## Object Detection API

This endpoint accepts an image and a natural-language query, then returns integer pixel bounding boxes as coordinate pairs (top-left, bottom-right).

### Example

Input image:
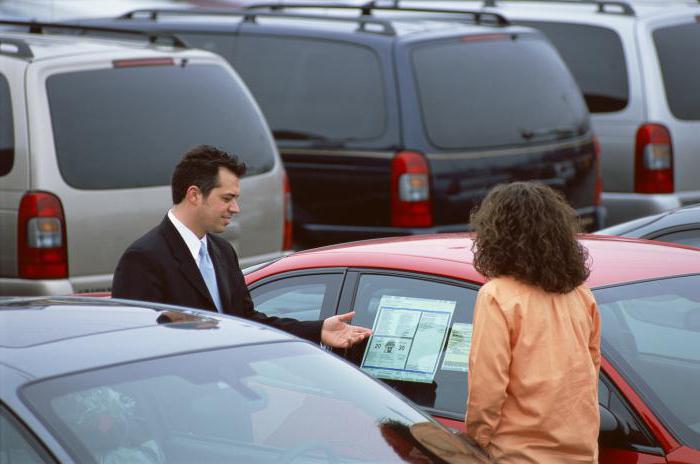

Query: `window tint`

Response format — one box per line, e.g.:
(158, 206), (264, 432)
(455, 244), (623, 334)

(232, 36), (386, 141)
(595, 274), (700, 449)
(345, 273), (478, 418)
(654, 22), (700, 120)
(47, 64), (275, 190)
(250, 273), (343, 321)
(22, 343), (471, 463)
(0, 404), (53, 463)
(0, 74), (13, 176)
(516, 21), (628, 113)
(180, 33), (233, 60)
(651, 228), (700, 248)
(412, 35), (589, 150)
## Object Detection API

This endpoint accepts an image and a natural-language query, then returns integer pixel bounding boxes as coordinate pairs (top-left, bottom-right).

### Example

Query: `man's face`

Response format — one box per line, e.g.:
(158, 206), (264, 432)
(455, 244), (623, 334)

(196, 167), (241, 235)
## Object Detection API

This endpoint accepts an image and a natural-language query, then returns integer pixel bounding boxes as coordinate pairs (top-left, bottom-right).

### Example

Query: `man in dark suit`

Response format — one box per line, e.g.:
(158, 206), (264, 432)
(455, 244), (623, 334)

(112, 145), (371, 347)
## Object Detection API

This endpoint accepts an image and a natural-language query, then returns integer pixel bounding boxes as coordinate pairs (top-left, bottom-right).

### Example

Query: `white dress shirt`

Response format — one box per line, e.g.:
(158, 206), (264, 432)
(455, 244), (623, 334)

(167, 209), (207, 266)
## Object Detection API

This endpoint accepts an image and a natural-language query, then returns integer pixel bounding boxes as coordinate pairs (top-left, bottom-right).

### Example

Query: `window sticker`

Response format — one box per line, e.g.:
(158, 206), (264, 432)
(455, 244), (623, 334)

(441, 323), (472, 372)
(360, 295), (455, 383)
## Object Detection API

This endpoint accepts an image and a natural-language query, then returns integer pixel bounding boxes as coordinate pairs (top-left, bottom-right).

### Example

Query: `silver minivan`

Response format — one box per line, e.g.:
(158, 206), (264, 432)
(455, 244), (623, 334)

(403, 0), (700, 226)
(0, 25), (290, 296)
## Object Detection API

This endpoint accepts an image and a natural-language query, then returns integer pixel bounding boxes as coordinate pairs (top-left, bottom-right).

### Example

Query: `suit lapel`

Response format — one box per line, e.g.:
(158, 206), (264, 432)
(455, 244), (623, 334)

(159, 216), (215, 307)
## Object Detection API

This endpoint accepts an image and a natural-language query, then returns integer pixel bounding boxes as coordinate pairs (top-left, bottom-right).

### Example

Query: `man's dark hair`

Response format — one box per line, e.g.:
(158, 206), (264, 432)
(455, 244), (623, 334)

(171, 145), (247, 204)
(470, 181), (590, 294)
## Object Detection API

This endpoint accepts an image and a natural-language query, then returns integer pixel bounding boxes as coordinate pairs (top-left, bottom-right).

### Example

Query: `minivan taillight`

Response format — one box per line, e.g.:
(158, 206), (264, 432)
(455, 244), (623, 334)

(282, 171), (293, 251)
(17, 192), (68, 279)
(634, 123), (673, 194)
(391, 151), (432, 228)
(593, 136), (603, 206)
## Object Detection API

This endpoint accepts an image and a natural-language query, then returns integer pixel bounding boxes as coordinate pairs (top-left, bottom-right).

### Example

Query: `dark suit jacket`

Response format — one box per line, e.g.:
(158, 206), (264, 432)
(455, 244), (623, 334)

(112, 216), (322, 343)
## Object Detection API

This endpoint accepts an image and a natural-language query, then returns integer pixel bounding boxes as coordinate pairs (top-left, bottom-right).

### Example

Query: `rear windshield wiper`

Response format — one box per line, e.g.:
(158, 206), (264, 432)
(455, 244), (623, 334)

(271, 129), (347, 148)
(520, 126), (582, 141)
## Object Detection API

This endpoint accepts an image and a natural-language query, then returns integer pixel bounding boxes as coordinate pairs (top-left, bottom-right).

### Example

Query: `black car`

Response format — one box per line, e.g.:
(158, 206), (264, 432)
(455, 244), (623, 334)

(597, 203), (700, 248)
(79, 5), (604, 247)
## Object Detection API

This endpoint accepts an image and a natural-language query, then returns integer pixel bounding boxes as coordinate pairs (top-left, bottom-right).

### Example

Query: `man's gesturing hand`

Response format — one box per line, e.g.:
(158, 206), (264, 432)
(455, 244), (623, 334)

(321, 311), (372, 348)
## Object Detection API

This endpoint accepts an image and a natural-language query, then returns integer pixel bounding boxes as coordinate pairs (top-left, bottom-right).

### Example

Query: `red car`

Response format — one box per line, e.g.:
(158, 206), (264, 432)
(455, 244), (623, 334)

(245, 234), (700, 463)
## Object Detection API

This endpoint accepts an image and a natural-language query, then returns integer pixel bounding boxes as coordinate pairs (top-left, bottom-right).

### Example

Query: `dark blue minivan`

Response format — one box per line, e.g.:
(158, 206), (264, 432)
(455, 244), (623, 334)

(80, 5), (605, 247)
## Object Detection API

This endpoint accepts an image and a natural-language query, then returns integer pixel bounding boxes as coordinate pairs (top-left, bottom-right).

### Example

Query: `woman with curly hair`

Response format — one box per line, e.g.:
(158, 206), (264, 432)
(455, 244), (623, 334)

(465, 182), (601, 464)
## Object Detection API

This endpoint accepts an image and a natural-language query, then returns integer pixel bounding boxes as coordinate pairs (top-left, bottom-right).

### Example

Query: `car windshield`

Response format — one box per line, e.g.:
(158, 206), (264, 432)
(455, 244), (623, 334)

(21, 341), (487, 463)
(594, 274), (700, 449)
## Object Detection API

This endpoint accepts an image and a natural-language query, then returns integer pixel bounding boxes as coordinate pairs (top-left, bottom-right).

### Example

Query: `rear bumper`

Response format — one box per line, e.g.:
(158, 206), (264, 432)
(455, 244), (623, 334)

(577, 206), (606, 232)
(0, 277), (75, 296)
(296, 223), (470, 248)
(1, 249), (289, 296)
(602, 192), (684, 226)
(296, 205), (605, 247)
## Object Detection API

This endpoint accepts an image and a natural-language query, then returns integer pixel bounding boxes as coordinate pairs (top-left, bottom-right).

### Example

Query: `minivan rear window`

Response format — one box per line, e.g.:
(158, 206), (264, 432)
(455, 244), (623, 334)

(47, 64), (275, 190)
(0, 74), (13, 177)
(412, 34), (589, 150)
(653, 22), (700, 121)
(516, 21), (628, 114)
(232, 36), (386, 142)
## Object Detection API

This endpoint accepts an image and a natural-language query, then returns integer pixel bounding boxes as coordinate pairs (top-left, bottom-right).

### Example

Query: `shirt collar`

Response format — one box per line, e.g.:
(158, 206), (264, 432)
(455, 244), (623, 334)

(168, 209), (207, 264)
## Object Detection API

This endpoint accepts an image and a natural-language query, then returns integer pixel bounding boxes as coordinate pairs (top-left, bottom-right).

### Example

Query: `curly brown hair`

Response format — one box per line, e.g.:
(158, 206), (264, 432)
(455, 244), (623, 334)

(471, 182), (590, 294)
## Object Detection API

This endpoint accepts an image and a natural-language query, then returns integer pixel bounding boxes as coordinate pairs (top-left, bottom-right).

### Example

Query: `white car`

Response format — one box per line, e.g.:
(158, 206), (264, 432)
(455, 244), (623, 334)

(0, 22), (291, 296)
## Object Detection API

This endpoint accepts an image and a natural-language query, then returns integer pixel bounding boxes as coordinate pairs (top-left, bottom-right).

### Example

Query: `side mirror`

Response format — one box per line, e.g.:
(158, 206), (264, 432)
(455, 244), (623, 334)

(599, 404), (631, 447)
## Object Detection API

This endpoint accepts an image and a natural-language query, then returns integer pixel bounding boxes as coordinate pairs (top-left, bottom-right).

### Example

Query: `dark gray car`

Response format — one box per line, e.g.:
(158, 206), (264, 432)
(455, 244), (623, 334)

(597, 204), (700, 248)
(0, 297), (491, 463)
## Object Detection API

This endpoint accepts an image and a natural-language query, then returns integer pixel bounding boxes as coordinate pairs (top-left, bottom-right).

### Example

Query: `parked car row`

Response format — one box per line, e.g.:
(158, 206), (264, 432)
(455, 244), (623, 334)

(7, 0), (695, 297)
(77, 3), (604, 248)
(244, 233), (700, 463)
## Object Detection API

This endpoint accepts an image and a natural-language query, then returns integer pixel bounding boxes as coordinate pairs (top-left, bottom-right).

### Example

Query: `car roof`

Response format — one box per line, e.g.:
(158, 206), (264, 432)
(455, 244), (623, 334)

(248, 234), (700, 288)
(397, 0), (700, 23)
(0, 29), (190, 62)
(597, 203), (700, 238)
(0, 297), (295, 379)
(82, 6), (531, 41)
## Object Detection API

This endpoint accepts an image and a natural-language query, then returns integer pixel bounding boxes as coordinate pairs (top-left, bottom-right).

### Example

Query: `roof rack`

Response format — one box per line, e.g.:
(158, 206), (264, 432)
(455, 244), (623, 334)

(0, 36), (33, 58)
(482, 0), (635, 16)
(121, 7), (399, 35)
(120, 4), (509, 29)
(0, 19), (189, 48)
(246, 2), (510, 26)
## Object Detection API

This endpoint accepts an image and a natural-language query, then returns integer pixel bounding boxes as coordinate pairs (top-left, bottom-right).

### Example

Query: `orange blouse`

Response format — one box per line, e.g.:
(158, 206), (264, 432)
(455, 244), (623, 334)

(466, 276), (601, 464)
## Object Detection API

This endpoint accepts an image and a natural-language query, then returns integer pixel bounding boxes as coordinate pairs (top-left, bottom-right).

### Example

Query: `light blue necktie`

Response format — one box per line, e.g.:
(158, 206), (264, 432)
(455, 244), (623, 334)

(198, 240), (222, 313)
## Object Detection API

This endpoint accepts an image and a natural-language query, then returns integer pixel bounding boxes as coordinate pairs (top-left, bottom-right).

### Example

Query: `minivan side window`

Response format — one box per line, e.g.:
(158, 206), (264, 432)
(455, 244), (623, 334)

(0, 74), (13, 177)
(179, 34), (233, 60)
(345, 273), (478, 418)
(46, 64), (275, 190)
(516, 21), (629, 114)
(232, 36), (386, 141)
(653, 22), (700, 121)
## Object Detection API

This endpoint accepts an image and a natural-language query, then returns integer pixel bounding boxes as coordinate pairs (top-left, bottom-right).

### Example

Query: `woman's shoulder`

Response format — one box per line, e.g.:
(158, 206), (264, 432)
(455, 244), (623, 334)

(480, 276), (537, 303)
(573, 283), (597, 305)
